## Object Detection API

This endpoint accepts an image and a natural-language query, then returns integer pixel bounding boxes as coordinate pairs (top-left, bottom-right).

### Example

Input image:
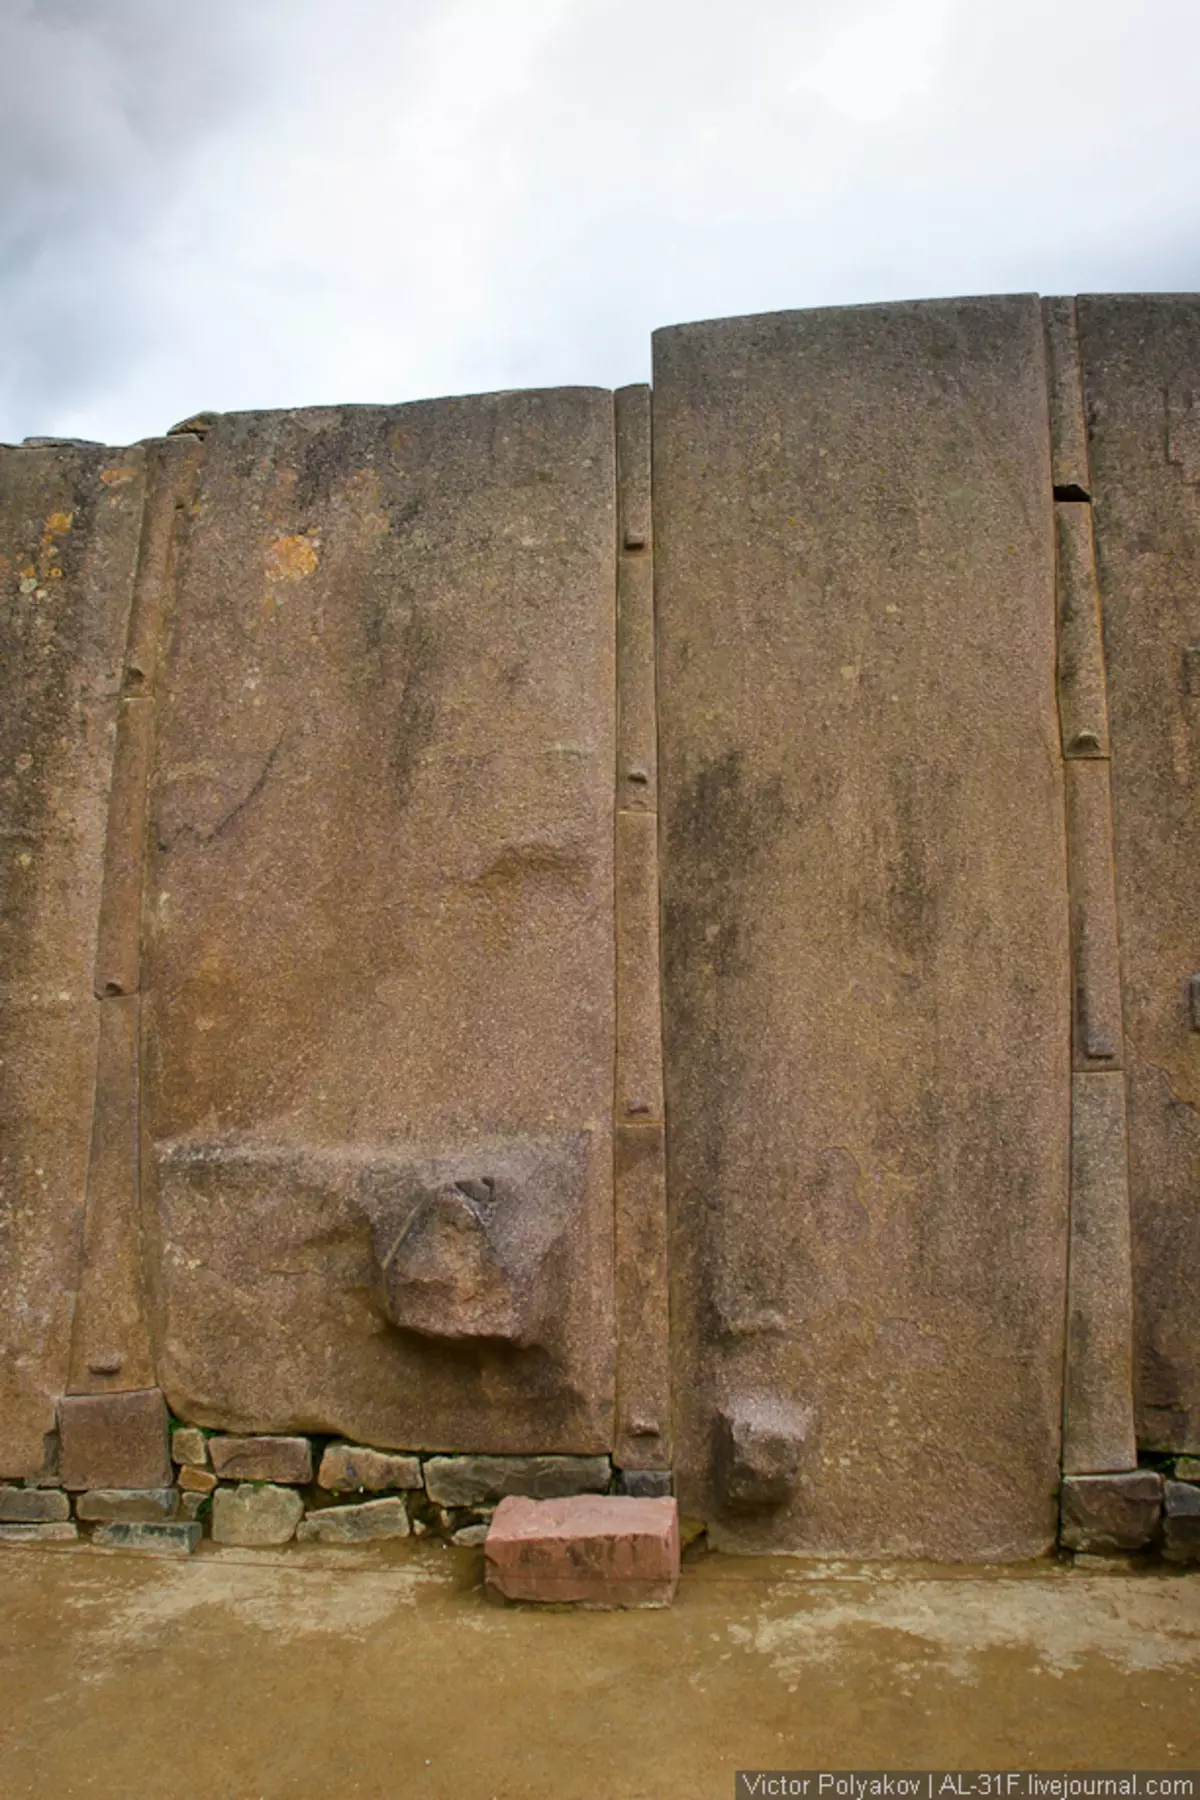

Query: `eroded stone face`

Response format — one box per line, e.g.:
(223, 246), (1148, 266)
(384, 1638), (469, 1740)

(140, 394), (617, 1454)
(1076, 297), (1200, 1454)
(654, 297), (1069, 1559)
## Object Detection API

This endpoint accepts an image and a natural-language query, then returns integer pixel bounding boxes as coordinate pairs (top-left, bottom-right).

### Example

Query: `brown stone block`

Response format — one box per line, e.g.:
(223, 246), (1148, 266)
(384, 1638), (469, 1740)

(92, 697), (153, 997)
(58, 1389), (170, 1491)
(1042, 297), (1092, 497)
(654, 297), (1068, 1558)
(616, 385), (656, 812)
(614, 1125), (671, 1471)
(1060, 1469), (1160, 1552)
(1065, 759), (1124, 1070)
(0, 443), (146, 1475)
(209, 1436), (313, 1484)
(140, 392), (616, 1453)
(1062, 1073), (1137, 1475)
(484, 1494), (679, 1607)
(1076, 296), (1200, 1451)
(1055, 503), (1110, 758)
(66, 994), (154, 1395)
(615, 812), (664, 1124)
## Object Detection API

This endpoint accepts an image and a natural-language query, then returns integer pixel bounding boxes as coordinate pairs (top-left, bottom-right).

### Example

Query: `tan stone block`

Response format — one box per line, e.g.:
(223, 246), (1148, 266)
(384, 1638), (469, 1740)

(654, 297), (1068, 1558)
(58, 1389), (171, 1491)
(1055, 503), (1110, 758)
(0, 444), (145, 1474)
(1060, 1470), (1160, 1552)
(0, 1487), (71, 1523)
(177, 1465), (217, 1494)
(210, 1483), (302, 1546)
(171, 1427), (208, 1467)
(317, 1444), (421, 1491)
(1062, 1073), (1137, 1475)
(76, 1487), (178, 1522)
(141, 393), (616, 1453)
(613, 1125), (671, 1471)
(1076, 296), (1200, 1451)
(1065, 759), (1124, 1070)
(295, 1497), (409, 1543)
(209, 1436), (312, 1484)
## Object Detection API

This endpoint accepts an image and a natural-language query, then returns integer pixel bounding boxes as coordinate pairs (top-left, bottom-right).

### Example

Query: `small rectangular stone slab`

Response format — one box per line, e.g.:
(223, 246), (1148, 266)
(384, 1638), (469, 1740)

(58, 1389), (171, 1491)
(91, 1521), (201, 1556)
(0, 1486), (71, 1523)
(1164, 1479), (1200, 1564)
(296, 1498), (409, 1543)
(0, 1522), (78, 1544)
(1060, 1471), (1162, 1552)
(209, 1436), (313, 1484)
(317, 1444), (422, 1492)
(76, 1487), (179, 1522)
(485, 1494), (680, 1608)
(424, 1454), (611, 1509)
(211, 1483), (304, 1546)
(178, 1466), (217, 1494)
(616, 1469), (673, 1499)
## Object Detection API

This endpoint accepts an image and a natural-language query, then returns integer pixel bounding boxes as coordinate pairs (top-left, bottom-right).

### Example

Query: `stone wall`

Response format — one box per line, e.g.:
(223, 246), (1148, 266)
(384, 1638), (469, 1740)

(2, 293), (1198, 1562)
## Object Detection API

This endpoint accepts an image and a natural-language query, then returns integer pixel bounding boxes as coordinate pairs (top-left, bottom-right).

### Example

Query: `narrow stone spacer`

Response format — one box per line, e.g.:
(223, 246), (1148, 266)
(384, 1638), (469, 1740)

(484, 1493), (680, 1608)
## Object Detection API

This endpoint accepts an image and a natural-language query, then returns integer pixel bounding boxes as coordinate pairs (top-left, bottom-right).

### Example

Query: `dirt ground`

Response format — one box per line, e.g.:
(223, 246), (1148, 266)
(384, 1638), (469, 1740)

(1, 1539), (1198, 1798)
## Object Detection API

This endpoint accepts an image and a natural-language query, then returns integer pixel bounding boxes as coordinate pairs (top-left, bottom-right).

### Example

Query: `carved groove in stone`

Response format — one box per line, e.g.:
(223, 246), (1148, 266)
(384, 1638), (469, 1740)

(1062, 1072), (1138, 1474)
(1056, 503), (1111, 760)
(1065, 758), (1124, 1071)
(613, 383), (671, 1471)
(1043, 297), (1092, 499)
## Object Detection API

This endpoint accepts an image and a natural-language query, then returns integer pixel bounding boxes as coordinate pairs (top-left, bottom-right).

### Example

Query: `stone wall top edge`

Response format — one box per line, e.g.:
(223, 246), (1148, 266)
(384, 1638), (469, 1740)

(649, 290), (1047, 349)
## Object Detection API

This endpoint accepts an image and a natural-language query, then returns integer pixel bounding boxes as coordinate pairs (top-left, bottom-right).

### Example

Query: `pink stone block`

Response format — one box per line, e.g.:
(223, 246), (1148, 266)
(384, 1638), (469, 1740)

(484, 1494), (680, 1608)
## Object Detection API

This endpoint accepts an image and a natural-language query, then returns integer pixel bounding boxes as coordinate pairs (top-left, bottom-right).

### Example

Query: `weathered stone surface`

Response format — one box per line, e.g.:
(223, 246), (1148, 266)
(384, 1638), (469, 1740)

(0, 1521), (78, 1544)
(423, 1454), (611, 1509)
(613, 1124), (671, 1472)
(66, 994), (154, 1394)
(1065, 761), (1124, 1069)
(714, 1400), (810, 1514)
(295, 1497), (409, 1543)
(58, 1390), (171, 1491)
(615, 385), (656, 813)
(178, 1465), (217, 1494)
(317, 1444), (421, 1492)
(76, 1487), (178, 1522)
(615, 1469), (673, 1499)
(141, 394), (616, 1453)
(1175, 1456), (1200, 1483)
(91, 1520), (201, 1555)
(485, 1494), (679, 1607)
(451, 1522), (490, 1546)
(209, 1436), (313, 1484)
(1062, 1073), (1137, 1475)
(171, 1427), (209, 1467)
(1163, 1480), (1200, 1564)
(210, 1483), (303, 1546)
(1042, 298), (1092, 497)
(615, 813), (665, 1125)
(0, 443), (146, 1475)
(0, 1485), (70, 1522)
(1060, 1471), (1162, 1552)
(179, 1491), (208, 1520)
(654, 298), (1068, 1558)
(1076, 297), (1200, 1453)
(1055, 504), (1110, 759)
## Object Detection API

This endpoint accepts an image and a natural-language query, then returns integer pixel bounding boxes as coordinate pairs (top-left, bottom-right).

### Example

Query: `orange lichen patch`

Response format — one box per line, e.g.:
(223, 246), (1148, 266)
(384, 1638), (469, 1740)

(100, 466), (135, 486)
(263, 534), (319, 582)
(45, 512), (74, 536)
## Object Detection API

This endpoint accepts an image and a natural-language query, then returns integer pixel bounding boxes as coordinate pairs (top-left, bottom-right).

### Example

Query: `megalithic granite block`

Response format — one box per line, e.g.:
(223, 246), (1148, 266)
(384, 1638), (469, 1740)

(484, 1494), (680, 1608)
(58, 1390), (171, 1491)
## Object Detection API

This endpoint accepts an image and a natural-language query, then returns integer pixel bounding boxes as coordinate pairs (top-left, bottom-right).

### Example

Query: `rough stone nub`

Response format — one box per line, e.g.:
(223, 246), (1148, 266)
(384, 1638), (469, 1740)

(714, 1401), (808, 1513)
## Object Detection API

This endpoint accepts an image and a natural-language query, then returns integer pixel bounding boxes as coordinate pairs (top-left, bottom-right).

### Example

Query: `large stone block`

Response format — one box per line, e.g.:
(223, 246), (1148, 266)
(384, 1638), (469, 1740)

(1076, 297), (1200, 1454)
(139, 394), (616, 1453)
(208, 1436), (313, 1484)
(295, 1497), (409, 1543)
(1060, 1470), (1161, 1552)
(0, 1486), (70, 1522)
(0, 444), (146, 1474)
(75, 1487), (178, 1522)
(210, 1483), (303, 1546)
(484, 1494), (679, 1607)
(317, 1444), (421, 1491)
(654, 297), (1069, 1558)
(57, 1389), (171, 1491)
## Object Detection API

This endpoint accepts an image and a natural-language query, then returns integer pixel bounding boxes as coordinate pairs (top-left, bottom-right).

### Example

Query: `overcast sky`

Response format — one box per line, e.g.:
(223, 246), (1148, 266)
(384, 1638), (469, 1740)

(2, 0), (1198, 444)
